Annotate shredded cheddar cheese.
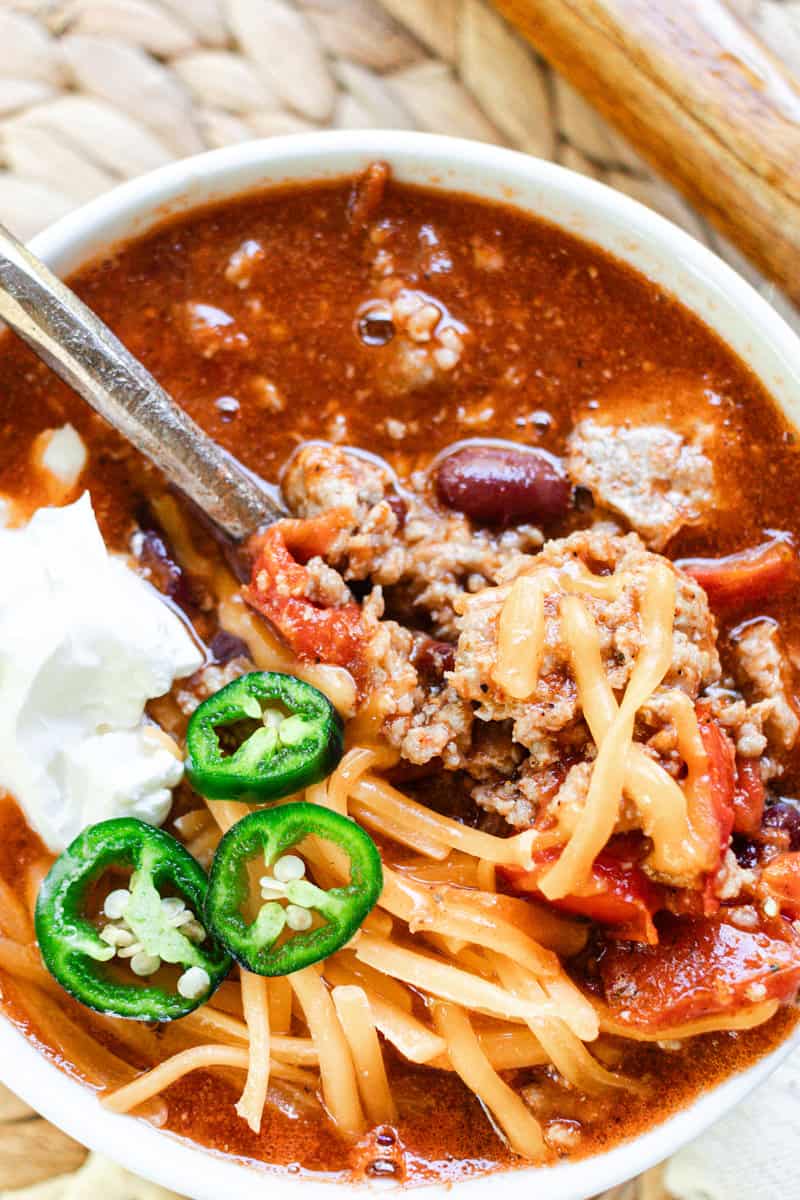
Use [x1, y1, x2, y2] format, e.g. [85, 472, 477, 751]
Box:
[492, 558, 679, 900]
[493, 574, 546, 699]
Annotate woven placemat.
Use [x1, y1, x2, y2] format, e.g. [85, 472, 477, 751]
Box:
[0, 0, 797, 332]
[0, 2, 798, 1198]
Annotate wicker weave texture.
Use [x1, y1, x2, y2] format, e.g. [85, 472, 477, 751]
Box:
[0, 2, 789, 323]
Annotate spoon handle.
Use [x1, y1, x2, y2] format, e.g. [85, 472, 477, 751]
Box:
[0, 222, 282, 542]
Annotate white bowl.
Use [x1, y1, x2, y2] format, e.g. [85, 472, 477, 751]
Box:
[3, 131, 800, 1199]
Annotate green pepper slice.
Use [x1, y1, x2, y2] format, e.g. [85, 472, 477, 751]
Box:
[205, 803, 383, 976]
[186, 671, 344, 802]
[35, 818, 231, 1021]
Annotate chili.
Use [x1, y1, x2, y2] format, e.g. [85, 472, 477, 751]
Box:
[35, 818, 231, 1021]
[205, 802, 383, 975]
[186, 671, 343, 802]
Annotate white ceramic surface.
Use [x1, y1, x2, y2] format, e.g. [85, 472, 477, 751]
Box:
[2, 131, 800, 1199]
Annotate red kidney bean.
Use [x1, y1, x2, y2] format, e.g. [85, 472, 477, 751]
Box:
[735, 797, 800, 867]
[137, 528, 183, 599]
[434, 441, 570, 526]
[411, 636, 456, 681]
[386, 493, 408, 530]
[209, 629, 251, 665]
[733, 836, 759, 870]
[762, 798, 800, 851]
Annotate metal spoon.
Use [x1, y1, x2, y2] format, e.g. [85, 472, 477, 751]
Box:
[0, 221, 284, 542]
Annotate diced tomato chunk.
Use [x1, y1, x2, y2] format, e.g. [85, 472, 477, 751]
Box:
[503, 836, 664, 944]
[679, 538, 796, 614]
[697, 716, 736, 855]
[599, 913, 800, 1031]
[761, 852, 800, 920]
[245, 517, 367, 685]
[271, 510, 351, 564]
[692, 717, 765, 913]
[732, 757, 766, 836]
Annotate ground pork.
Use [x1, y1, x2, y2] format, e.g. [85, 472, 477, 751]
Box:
[357, 278, 467, 394]
[282, 441, 393, 536]
[396, 513, 542, 639]
[282, 441, 542, 639]
[384, 685, 473, 770]
[356, 586, 471, 770]
[279, 451, 747, 841]
[708, 687, 768, 759]
[176, 301, 249, 358]
[224, 238, 265, 288]
[450, 528, 720, 766]
[304, 557, 353, 607]
[471, 776, 537, 830]
[168, 655, 253, 724]
[372, 527, 723, 831]
[700, 618, 799, 773]
[711, 849, 756, 901]
[471, 757, 573, 831]
[732, 618, 800, 752]
[567, 419, 714, 551]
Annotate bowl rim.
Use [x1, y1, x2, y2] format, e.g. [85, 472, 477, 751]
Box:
[2, 128, 800, 1200]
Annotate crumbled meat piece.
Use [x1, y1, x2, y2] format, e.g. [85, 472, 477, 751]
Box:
[450, 529, 720, 757]
[387, 688, 473, 770]
[363, 600, 416, 716]
[702, 630, 794, 777]
[393, 290, 441, 343]
[545, 1121, 582, 1152]
[465, 720, 523, 782]
[224, 239, 265, 288]
[369, 613, 472, 772]
[639, 691, 682, 759]
[732, 618, 800, 751]
[193, 656, 253, 698]
[177, 301, 249, 358]
[283, 441, 405, 581]
[250, 376, 285, 412]
[470, 777, 534, 828]
[471, 754, 564, 830]
[358, 279, 468, 393]
[567, 419, 714, 550]
[472, 753, 573, 830]
[705, 686, 769, 761]
[174, 655, 252, 718]
[737, 723, 769, 759]
[713, 848, 756, 900]
[282, 442, 542, 639]
[304, 556, 354, 607]
[283, 441, 394, 531]
[727, 905, 760, 931]
[396, 514, 541, 640]
[470, 236, 505, 272]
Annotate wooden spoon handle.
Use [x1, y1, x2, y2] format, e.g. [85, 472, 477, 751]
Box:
[0, 222, 283, 541]
[493, 0, 800, 303]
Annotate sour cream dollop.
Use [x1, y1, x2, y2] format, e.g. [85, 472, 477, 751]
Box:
[0, 494, 204, 851]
